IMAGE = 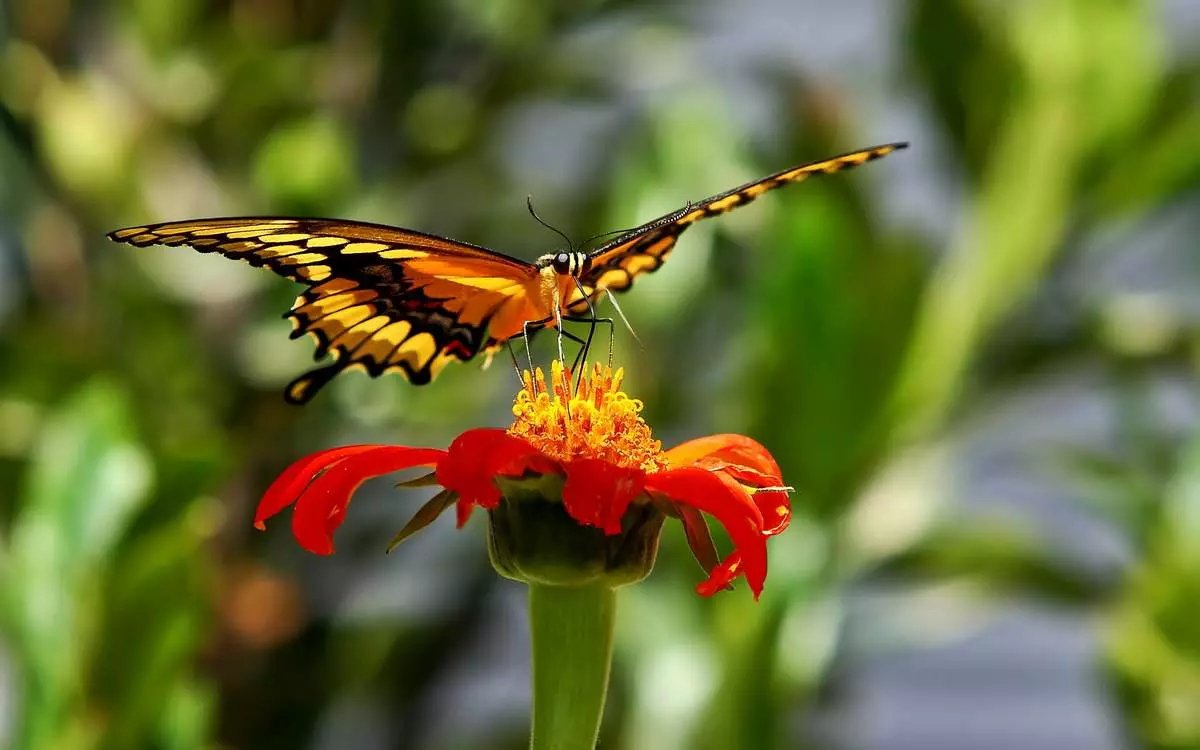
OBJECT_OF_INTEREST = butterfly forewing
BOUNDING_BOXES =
[108,217,537,403]
[566,142,906,314]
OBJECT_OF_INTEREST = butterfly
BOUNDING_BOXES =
[109,142,906,404]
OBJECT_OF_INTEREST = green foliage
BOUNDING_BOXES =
[0,0,1197,747]
[1,384,212,749]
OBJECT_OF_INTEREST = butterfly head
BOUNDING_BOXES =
[538,251,590,278]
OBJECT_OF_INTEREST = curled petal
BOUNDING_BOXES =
[287,446,444,554]
[437,429,557,527]
[691,459,781,489]
[753,488,792,537]
[695,552,745,597]
[645,467,768,599]
[665,434,782,483]
[256,445,395,529]
[563,458,646,535]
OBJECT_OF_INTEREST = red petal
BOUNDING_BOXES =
[753,489,791,537]
[256,445,390,530]
[562,458,646,535]
[436,429,556,527]
[692,459,781,489]
[695,552,744,597]
[665,434,782,482]
[645,467,769,599]
[289,446,444,554]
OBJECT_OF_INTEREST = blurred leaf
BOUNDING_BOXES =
[94,521,209,750]
[749,187,925,515]
[252,114,356,211]
[906,0,1019,179]
[874,523,1115,606]
[890,0,1089,442]
[3,381,153,748]
[157,678,216,750]
[1089,64,1200,216]
[1045,447,1159,540]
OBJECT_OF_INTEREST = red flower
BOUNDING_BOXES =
[256,363,792,598]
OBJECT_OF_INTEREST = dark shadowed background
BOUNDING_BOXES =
[2,0,1199,748]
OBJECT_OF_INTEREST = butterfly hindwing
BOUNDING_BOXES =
[108,217,536,403]
[567,142,906,314]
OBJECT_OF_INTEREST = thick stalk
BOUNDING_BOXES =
[528,583,616,750]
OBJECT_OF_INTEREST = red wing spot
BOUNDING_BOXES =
[444,340,472,358]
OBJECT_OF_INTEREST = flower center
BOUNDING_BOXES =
[508,360,669,473]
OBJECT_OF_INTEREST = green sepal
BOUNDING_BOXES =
[386,489,457,553]
[394,471,440,489]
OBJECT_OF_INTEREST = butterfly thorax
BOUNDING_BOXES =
[535,251,590,277]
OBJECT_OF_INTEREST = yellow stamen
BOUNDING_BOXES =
[509,360,669,473]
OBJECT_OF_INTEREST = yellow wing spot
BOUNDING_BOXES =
[707,195,740,213]
[312,304,373,335]
[643,236,674,257]
[341,242,389,254]
[310,278,360,296]
[255,244,306,258]
[624,255,658,275]
[260,233,313,244]
[131,233,159,243]
[678,209,706,225]
[593,269,627,292]
[278,252,330,266]
[192,238,220,247]
[218,240,259,253]
[379,248,425,260]
[152,224,210,236]
[357,321,413,364]
[327,315,388,353]
[296,264,332,281]
[226,228,275,239]
[780,167,815,182]
[390,332,437,368]
[294,290,377,319]
[191,223,287,237]
[112,227,147,238]
[287,379,312,403]
[428,351,457,380]
[307,236,349,248]
[742,183,771,199]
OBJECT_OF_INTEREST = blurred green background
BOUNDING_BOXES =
[2,0,1199,748]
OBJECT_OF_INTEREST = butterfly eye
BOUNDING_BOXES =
[552,253,572,275]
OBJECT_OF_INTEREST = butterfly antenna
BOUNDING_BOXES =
[526,195,575,251]
[603,291,645,351]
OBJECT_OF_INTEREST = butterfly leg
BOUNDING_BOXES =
[552,295,567,367]
[567,278,614,384]
[505,340,525,388]
[562,316,614,386]
[521,320,540,376]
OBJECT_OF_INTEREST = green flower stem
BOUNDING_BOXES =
[528,582,616,750]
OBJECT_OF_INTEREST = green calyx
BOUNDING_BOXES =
[487,474,664,588]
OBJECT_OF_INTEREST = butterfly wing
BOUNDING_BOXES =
[566,142,907,314]
[108,217,537,403]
